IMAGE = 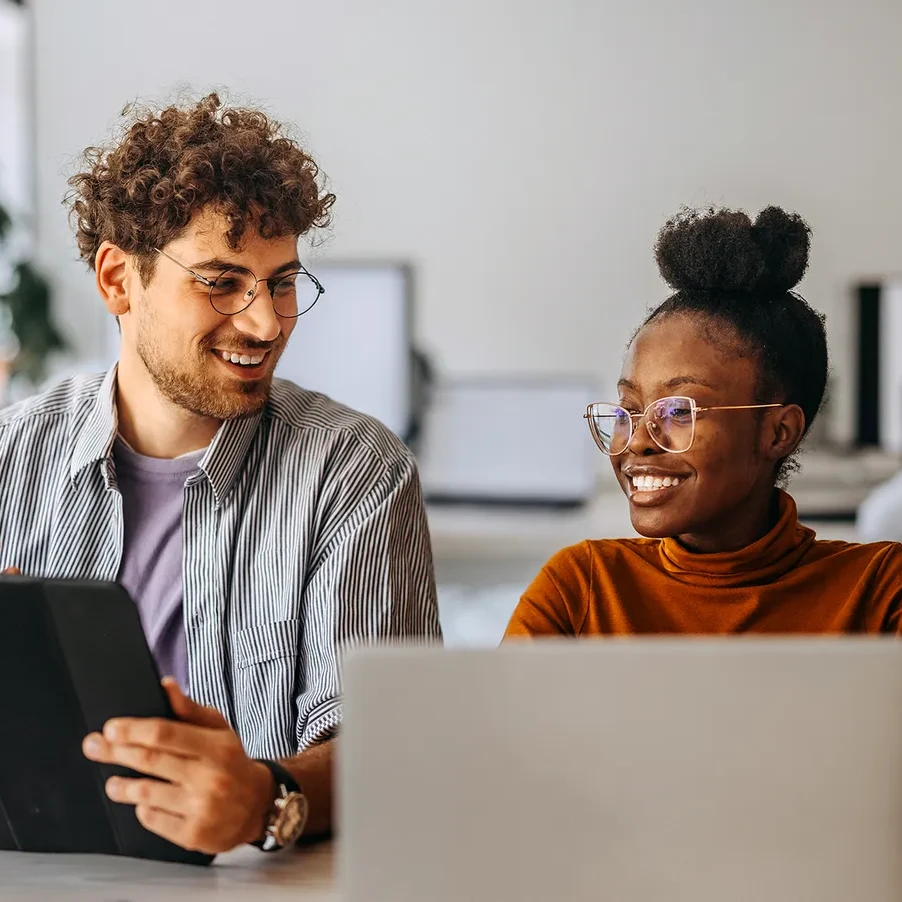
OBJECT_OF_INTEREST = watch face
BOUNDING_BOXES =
[273,792,309,846]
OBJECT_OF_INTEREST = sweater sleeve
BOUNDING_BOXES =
[872,543,902,635]
[503,543,591,639]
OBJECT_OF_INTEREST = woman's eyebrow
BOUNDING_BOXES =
[616,376,717,392]
[662,376,717,391]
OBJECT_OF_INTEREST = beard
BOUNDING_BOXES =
[136,320,284,421]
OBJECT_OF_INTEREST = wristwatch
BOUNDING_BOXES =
[250,759,309,852]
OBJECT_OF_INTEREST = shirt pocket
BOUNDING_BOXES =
[233,619,302,758]
[235,619,301,669]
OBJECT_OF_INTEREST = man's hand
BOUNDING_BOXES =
[1,567,19,575]
[82,677,275,854]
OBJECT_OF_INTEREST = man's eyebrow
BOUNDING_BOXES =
[189,257,237,272]
[270,260,302,277]
[189,258,302,276]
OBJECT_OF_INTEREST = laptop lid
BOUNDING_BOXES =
[340,639,902,902]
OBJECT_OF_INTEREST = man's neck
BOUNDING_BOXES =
[115,359,221,459]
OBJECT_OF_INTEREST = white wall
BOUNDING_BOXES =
[0,2,29,220]
[30,0,902,442]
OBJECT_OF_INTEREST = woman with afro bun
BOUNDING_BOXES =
[506,206,902,638]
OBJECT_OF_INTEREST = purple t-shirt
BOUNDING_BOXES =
[114,439,205,693]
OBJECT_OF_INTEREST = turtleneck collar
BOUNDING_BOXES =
[657,490,816,588]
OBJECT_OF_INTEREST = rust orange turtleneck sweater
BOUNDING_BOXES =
[504,491,902,638]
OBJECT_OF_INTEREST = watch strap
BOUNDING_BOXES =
[250,758,303,851]
[254,758,301,795]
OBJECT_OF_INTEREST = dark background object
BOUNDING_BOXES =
[856,284,880,446]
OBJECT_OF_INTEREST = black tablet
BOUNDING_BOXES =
[0,576,213,866]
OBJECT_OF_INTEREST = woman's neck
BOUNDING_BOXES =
[676,487,780,554]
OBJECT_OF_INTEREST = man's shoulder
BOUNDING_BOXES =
[0,372,104,434]
[266,379,413,467]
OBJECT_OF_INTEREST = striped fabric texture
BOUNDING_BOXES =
[0,368,441,757]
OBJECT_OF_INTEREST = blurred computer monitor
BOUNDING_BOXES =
[275,261,413,438]
[417,377,599,506]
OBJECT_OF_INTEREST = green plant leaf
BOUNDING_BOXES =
[0,201,11,245]
[0,262,67,383]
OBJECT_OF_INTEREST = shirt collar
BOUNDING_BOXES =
[70,365,264,506]
[70,366,119,483]
[194,408,263,507]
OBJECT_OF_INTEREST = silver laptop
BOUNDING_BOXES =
[340,639,902,902]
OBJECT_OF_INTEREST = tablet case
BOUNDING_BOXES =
[0,577,213,865]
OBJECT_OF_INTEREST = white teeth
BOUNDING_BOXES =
[219,351,265,366]
[631,475,682,492]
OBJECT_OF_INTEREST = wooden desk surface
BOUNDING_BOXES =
[0,841,336,901]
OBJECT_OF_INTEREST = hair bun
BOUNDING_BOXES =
[654,205,811,295]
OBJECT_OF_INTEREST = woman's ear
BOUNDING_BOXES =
[763,404,806,463]
[95,242,132,316]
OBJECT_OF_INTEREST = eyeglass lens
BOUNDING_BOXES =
[587,397,695,455]
[209,268,321,318]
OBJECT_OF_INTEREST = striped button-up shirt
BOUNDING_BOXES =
[0,368,441,757]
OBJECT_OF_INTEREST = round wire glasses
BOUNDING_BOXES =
[154,248,324,318]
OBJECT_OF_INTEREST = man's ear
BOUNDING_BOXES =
[763,403,806,463]
[95,242,132,316]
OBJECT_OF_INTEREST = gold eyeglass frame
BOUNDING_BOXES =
[584,395,784,456]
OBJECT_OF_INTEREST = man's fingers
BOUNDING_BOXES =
[162,677,230,730]
[95,712,226,758]
[1,567,20,575]
[106,775,187,816]
[134,805,195,850]
[83,732,194,782]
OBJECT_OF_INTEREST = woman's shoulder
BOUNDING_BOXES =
[804,537,902,593]
[807,536,902,565]
[505,537,663,639]
[541,536,662,576]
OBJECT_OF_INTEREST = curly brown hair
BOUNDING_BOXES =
[65,92,335,284]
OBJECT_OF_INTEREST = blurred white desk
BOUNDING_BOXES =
[427,463,868,648]
[0,842,336,901]
[427,484,862,569]
[428,493,633,646]
[428,491,632,565]
[427,447,883,577]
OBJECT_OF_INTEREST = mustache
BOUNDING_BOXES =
[202,334,282,353]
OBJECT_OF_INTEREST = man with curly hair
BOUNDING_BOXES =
[0,94,440,855]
